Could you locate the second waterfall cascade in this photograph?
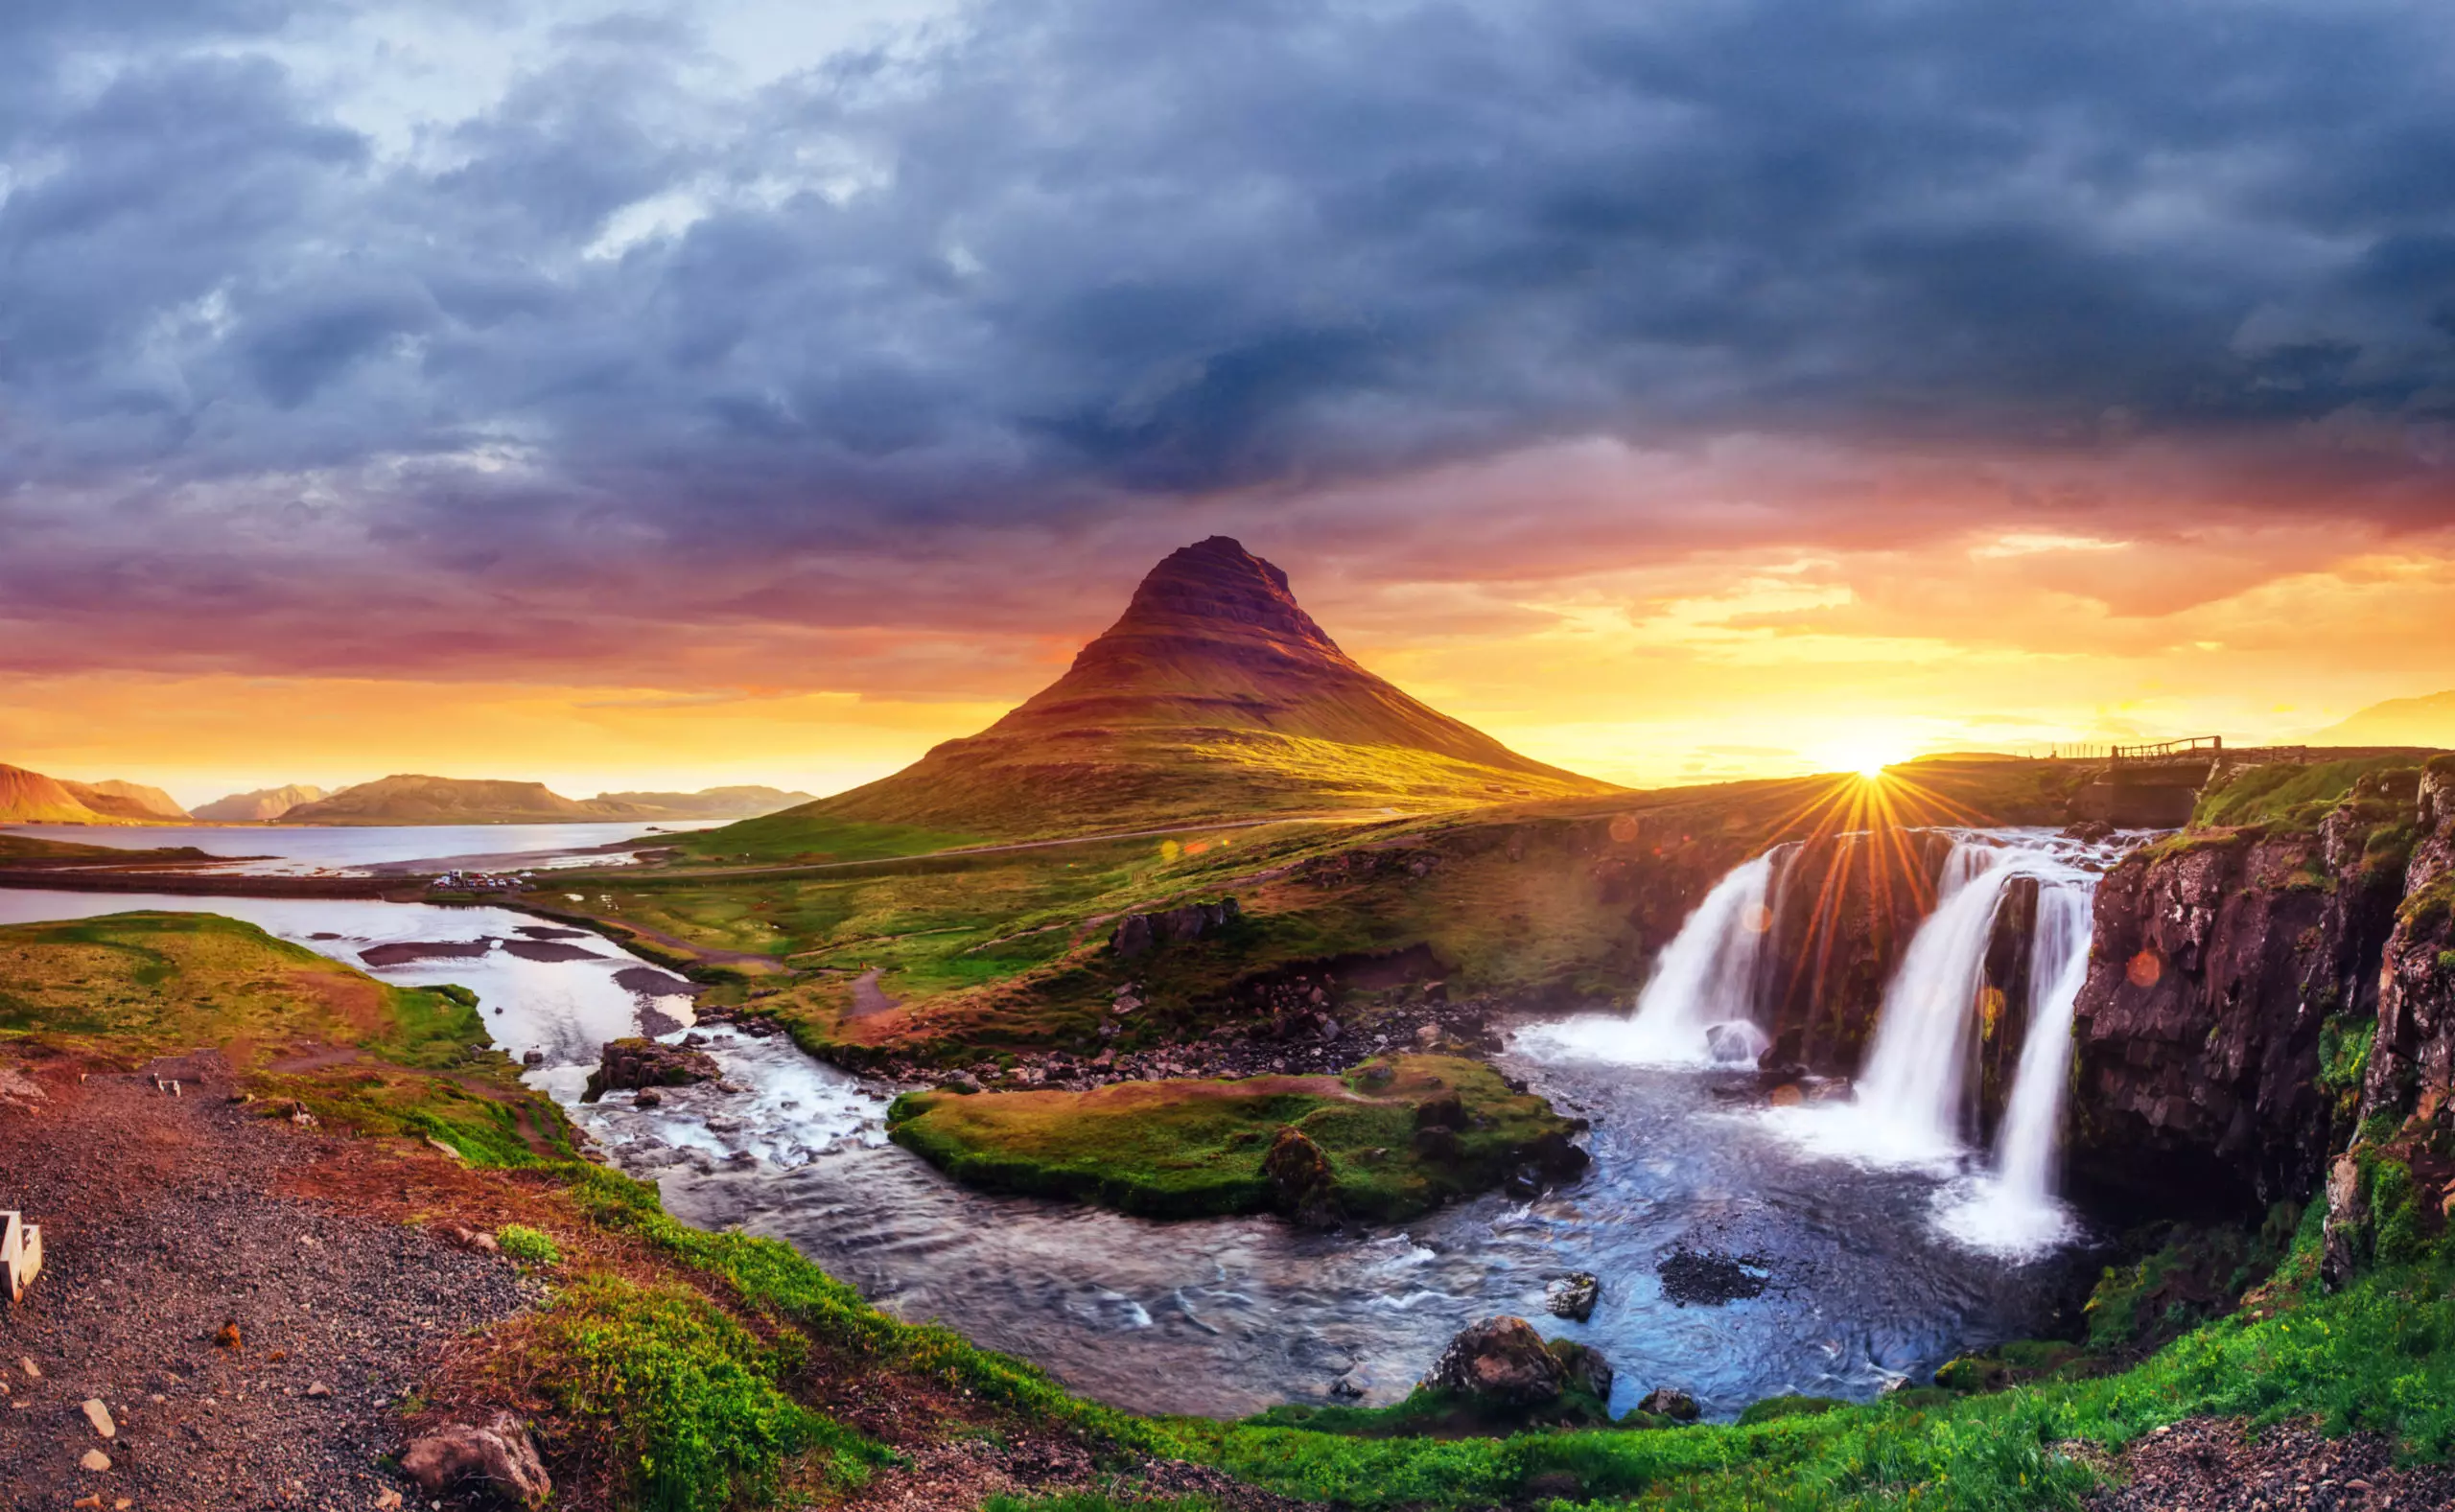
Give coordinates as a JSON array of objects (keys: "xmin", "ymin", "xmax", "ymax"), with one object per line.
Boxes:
[
  {"xmin": 1765, "ymin": 831, "xmax": 2108, "ymax": 1256},
  {"xmin": 1515, "ymin": 851, "xmax": 1778, "ymax": 1066}
]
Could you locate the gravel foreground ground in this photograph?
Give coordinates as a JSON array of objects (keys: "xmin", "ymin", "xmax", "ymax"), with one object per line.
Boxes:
[
  {"xmin": 0, "ymin": 1058, "xmax": 527, "ymax": 1512},
  {"xmin": 2086, "ymin": 1415, "xmax": 2455, "ymax": 1511}
]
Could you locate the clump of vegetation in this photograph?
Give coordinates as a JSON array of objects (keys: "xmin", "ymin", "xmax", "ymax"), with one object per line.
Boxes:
[
  {"xmin": 2318, "ymin": 1016, "xmax": 2377, "ymax": 1122},
  {"xmin": 520, "ymin": 1272, "xmax": 886, "ymax": 1511},
  {"xmin": 1733, "ymin": 1394, "xmax": 1849, "ymax": 1427},
  {"xmin": 496, "ymin": 1223, "xmax": 563, "ymax": 1268},
  {"xmin": 883, "ymin": 1054, "xmax": 1584, "ymax": 1221},
  {"xmin": 2083, "ymin": 1206, "xmax": 2303, "ymax": 1356}
]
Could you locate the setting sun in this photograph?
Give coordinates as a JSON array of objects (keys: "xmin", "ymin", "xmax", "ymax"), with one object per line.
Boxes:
[{"xmin": 1811, "ymin": 731, "xmax": 1916, "ymax": 781}]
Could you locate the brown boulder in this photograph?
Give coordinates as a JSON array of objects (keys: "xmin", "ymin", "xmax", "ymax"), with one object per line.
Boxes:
[
  {"xmin": 1262, "ymin": 1126, "xmax": 1340, "ymax": 1226},
  {"xmin": 399, "ymin": 1412, "xmax": 550, "ymax": 1509},
  {"xmin": 1638, "ymin": 1385, "xmax": 1700, "ymax": 1421},
  {"xmin": 581, "ymin": 1037, "xmax": 720, "ymax": 1103},
  {"xmin": 1421, "ymin": 1316, "xmax": 1563, "ymax": 1407}
]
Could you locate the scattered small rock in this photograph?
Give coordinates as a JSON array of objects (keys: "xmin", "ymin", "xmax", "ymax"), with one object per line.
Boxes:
[
  {"xmin": 80, "ymin": 1449, "xmax": 111, "ymax": 1473},
  {"xmin": 1545, "ymin": 1271, "xmax": 1600, "ymax": 1322},
  {"xmin": 1638, "ymin": 1386, "xmax": 1700, "ymax": 1421},
  {"xmin": 580, "ymin": 1038, "xmax": 720, "ymax": 1103},
  {"xmin": 80, "ymin": 1398, "xmax": 115, "ymax": 1439},
  {"xmin": 307, "ymin": 1382, "xmax": 332, "ymax": 1398}
]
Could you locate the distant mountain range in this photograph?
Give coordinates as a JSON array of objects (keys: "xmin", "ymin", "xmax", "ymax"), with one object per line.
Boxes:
[
  {"xmin": 272, "ymin": 776, "xmax": 815, "ymax": 826},
  {"xmin": 191, "ymin": 783, "xmax": 328, "ymax": 822},
  {"xmin": 2314, "ymin": 689, "xmax": 2455, "ymax": 749},
  {"xmin": 592, "ymin": 786, "xmax": 818, "ymax": 820},
  {"xmin": 1, "ymin": 765, "xmax": 813, "ymax": 827},
  {"xmin": 707, "ymin": 536, "xmax": 1616, "ymax": 850}
]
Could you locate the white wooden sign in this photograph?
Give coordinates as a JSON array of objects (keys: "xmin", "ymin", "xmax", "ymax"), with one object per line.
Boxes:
[{"xmin": 2, "ymin": 1211, "xmax": 40, "ymax": 1304}]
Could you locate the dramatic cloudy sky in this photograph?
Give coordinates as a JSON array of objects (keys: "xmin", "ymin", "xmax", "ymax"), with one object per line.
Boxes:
[{"xmin": 6, "ymin": 0, "xmax": 2455, "ymax": 803}]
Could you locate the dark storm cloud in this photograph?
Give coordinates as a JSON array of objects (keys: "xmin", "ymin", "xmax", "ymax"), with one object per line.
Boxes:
[{"xmin": 3, "ymin": 0, "xmax": 2453, "ymax": 678}]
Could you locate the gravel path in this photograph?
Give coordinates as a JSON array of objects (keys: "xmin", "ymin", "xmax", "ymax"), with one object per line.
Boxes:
[
  {"xmin": 0, "ymin": 1055, "xmax": 528, "ymax": 1512},
  {"xmin": 2091, "ymin": 1417, "xmax": 2455, "ymax": 1511}
]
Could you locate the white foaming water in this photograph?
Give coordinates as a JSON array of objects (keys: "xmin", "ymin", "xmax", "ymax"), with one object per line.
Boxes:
[
  {"xmin": 1849, "ymin": 843, "xmax": 2022, "ymax": 1158},
  {"xmin": 1763, "ymin": 831, "xmax": 2110, "ymax": 1256},
  {"xmin": 1516, "ymin": 853, "xmax": 1775, "ymax": 1066},
  {"xmin": 1935, "ymin": 876, "xmax": 2096, "ymax": 1256}
]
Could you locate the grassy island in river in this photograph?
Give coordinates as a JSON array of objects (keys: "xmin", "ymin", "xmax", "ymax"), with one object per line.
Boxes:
[{"xmin": 885, "ymin": 1053, "xmax": 1585, "ymax": 1220}]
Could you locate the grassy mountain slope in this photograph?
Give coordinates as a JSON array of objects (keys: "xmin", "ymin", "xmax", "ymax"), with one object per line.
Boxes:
[
  {"xmin": 558, "ymin": 756, "xmax": 2086, "ymax": 1058},
  {"xmin": 2315, "ymin": 688, "xmax": 2455, "ymax": 747},
  {"xmin": 591, "ymin": 785, "xmax": 816, "ymax": 820},
  {"xmin": 60, "ymin": 778, "xmax": 191, "ymax": 821},
  {"xmin": 283, "ymin": 774, "xmax": 612, "ymax": 826},
  {"xmin": 691, "ymin": 538, "xmax": 1616, "ymax": 852},
  {"xmin": 0, "ymin": 762, "xmax": 122, "ymax": 824}
]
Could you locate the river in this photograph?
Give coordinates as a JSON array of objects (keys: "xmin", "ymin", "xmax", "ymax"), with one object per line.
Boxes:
[{"xmin": 0, "ymin": 865, "xmax": 2083, "ymax": 1422}]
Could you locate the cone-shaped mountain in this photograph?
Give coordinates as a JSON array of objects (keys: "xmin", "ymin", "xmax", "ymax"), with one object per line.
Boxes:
[{"xmin": 730, "ymin": 538, "xmax": 1615, "ymax": 847}]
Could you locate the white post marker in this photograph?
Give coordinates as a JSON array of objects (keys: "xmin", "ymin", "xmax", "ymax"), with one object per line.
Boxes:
[{"xmin": 1, "ymin": 1211, "xmax": 40, "ymax": 1304}]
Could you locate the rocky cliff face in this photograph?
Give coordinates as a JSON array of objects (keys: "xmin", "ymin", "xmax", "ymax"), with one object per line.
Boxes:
[
  {"xmin": 2362, "ymin": 759, "xmax": 2455, "ymax": 1128},
  {"xmin": 2069, "ymin": 763, "xmax": 2441, "ymax": 1214},
  {"xmin": 1758, "ymin": 830, "xmax": 1955, "ymax": 1074}
]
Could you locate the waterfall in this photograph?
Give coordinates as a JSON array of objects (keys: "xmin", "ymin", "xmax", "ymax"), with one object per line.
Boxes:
[
  {"xmin": 1851, "ymin": 842, "xmax": 2023, "ymax": 1159},
  {"xmin": 1765, "ymin": 829, "xmax": 2114, "ymax": 1260},
  {"xmin": 1514, "ymin": 852, "xmax": 1775, "ymax": 1066},
  {"xmin": 1993, "ymin": 882, "xmax": 2093, "ymax": 1203}
]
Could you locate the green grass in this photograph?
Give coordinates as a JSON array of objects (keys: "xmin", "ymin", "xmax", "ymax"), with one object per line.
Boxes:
[
  {"xmin": 672, "ymin": 811, "xmax": 985, "ymax": 866},
  {"xmin": 2191, "ymin": 757, "xmax": 2420, "ymax": 831},
  {"xmin": 557, "ymin": 1163, "xmax": 1165, "ymax": 1452},
  {"xmin": 497, "ymin": 1223, "xmax": 564, "ymax": 1268},
  {"xmin": 599, "ymin": 1147, "xmax": 2448, "ymax": 1512},
  {"xmin": 569, "ymin": 761, "xmax": 2118, "ymax": 1066},
  {"xmin": 693, "ymin": 722, "xmax": 1616, "ymax": 848},
  {"xmin": 523, "ymin": 1272, "xmax": 889, "ymax": 1511},
  {"xmin": 884, "ymin": 1054, "xmax": 1583, "ymax": 1221},
  {"xmin": 1135, "ymin": 1241, "xmax": 2455, "ymax": 1509},
  {"xmin": 0, "ymin": 910, "xmax": 571, "ymax": 1166}
]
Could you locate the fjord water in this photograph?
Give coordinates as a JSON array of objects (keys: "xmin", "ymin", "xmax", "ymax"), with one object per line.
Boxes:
[
  {"xmin": 0, "ymin": 875, "xmax": 2073, "ymax": 1420},
  {"xmin": 0, "ymin": 820, "xmax": 718, "ymax": 875}
]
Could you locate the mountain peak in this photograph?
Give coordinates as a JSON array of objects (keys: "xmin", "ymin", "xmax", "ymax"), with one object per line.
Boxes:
[
  {"xmin": 736, "ymin": 537, "xmax": 1616, "ymax": 841},
  {"xmin": 1099, "ymin": 536, "xmax": 1345, "ymax": 663}
]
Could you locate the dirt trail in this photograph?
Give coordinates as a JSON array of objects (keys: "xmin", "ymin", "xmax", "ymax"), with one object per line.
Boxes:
[
  {"xmin": 2089, "ymin": 1416, "xmax": 2455, "ymax": 1510},
  {"xmin": 0, "ymin": 1056, "xmax": 527, "ymax": 1512}
]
